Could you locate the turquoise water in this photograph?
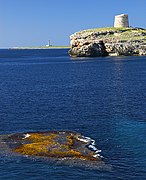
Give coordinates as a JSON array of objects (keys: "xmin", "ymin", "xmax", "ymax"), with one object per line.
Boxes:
[{"xmin": 0, "ymin": 49, "xmax": 146, "ymax": 179}]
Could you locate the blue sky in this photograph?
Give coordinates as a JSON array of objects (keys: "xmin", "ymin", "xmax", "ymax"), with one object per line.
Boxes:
[{"xmin": 0, "ymin": 0, "xmax": 146, "ymax": 47}]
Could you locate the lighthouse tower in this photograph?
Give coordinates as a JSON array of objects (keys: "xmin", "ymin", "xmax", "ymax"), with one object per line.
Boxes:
[{"xmin": 114, "ymin": 14, "xmax": 129, "ymax": 28}]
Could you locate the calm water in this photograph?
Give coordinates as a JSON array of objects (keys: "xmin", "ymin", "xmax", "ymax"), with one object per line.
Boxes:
[{"xmin": 0, "ymin": 49, "xmax": 146, "ymax": 180}]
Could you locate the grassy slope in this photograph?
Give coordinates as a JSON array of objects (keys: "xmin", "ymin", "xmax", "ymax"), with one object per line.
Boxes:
[{"xmin": 78, "ymin": 27, "xmax": 146, "ymax": 42}]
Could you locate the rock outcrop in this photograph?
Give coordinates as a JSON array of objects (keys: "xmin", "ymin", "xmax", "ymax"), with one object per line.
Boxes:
[
  {"xmin": 69, "ymin": 27, "xmax": 146, "ymax": 57},
  {"xmin": 69, "ymin": 40, "xmax": 108, "ymax": 57},
  {"xmin": 5, "ymin": 131, "xmax": 102, "ymax": 161}
]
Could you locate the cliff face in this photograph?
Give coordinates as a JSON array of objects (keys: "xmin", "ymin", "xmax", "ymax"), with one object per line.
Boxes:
[{"xmin": 69, "ymin": 27, "xmax": 146, "ymax": 57}]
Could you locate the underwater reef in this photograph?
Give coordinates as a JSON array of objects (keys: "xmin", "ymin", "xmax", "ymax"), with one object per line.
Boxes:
[{"xmin": 4, "ymin": 131, "xmax": 102, "ymax": 161}]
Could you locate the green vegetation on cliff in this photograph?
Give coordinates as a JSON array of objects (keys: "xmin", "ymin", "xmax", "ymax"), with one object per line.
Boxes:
[{"xmin": 76, "ymin": 27, "xmax": 146, "ymax": 42}]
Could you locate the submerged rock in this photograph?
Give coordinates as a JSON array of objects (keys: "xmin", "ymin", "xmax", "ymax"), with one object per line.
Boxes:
[{"xmin": 4, "ymin": 131, "xmax": 102, "ymax": 161}]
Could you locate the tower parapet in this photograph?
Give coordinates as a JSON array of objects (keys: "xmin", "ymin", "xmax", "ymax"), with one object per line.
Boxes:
[{"xmin": 114, "ymin": 14, "xmax": 129, "ymax": 28}]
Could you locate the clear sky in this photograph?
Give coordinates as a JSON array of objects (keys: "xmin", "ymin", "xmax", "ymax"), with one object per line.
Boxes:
[{"xmin": 0, "ymin": 0, "xmax": 146, "ymax": 47}]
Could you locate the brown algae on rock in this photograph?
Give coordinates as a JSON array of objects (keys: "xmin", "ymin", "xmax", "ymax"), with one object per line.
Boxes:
[{"xmin": 5, "ymin": 131, "xmax": 102, "ymax": 161}]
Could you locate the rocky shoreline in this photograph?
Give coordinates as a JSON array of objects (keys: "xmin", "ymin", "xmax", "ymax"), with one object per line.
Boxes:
[{"xmin": 69, "ymin": 27, "xmax": 146, "ymax": 57}]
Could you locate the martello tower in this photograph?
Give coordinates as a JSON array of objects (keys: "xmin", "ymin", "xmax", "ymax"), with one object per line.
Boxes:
[{"xmin": 114, "ymin": 14, "xmax": 129, "ymax": 28}]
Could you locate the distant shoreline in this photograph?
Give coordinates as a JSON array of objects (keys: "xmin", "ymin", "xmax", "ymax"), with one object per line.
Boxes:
[{"xmin": 9, "ymin": 46, "xmax": 70, "ymax": 50}]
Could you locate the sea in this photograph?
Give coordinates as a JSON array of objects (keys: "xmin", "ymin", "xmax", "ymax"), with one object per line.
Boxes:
[{"xmin": 0, "ymin": 49, "xmax": 146, "ymax": 180}]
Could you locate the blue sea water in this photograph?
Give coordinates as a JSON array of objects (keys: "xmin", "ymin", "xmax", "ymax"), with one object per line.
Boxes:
[{"xmin": 0, "ymin": 49, "xmax": 146, "ymax": 180}]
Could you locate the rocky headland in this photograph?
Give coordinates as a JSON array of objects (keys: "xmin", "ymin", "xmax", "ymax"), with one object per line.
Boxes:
[{"xmin": 69, "ymin": 27, "xmax": 146, "ymax": 57}]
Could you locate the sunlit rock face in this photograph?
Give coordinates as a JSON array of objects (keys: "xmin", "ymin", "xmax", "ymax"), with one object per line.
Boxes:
[
  {"xmin": 69, "ymin": 27, "xmax": 146, "ymax": 57},
  {"xmin": 69, "ymin": 40, "xmax": 109, "ymax": 57},
  {"xmin": 4, "ymin": 131, "xmax": 102, "ymax": 161}
]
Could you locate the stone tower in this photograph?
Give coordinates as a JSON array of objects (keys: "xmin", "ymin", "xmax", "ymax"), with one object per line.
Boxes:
[{"xmin": 114, "ymin": 14, "xmax": 129, "ymax": 28}]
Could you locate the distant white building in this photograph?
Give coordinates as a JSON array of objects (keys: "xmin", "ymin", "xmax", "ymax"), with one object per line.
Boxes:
[{"xmin": 46, "ymin": 40, "xmax": 52, "ymax": 47}]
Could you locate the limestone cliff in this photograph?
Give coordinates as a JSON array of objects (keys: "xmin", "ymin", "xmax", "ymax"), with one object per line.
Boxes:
[{"xmin": 69, "ymin": 27, "xmax": 146, "ymax": 57}]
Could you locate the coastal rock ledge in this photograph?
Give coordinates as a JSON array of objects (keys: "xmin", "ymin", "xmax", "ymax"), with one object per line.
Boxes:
[{"xmin": 68, "ymin": 27, "xmax": 146, "ymax": 57}]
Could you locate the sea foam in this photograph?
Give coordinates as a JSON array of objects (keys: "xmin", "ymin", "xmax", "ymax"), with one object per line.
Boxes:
[
  {"xmin": 77, "ymin": 135, "xmax": 103, "ymax": 159},
  {"xmin": 23, "ymin": 134, "xmax": 31, "ymax": 139}
]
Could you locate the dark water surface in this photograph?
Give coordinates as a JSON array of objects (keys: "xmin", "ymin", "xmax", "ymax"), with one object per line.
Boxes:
[{"xmin": 0, "ymin": 49, "xmax": 146, "ymax": 179}]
